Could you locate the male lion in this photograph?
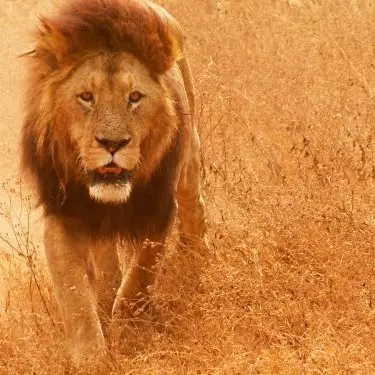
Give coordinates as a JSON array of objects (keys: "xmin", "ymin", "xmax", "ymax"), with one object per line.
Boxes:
[{"xmin": 21, "ymin": 0, "xmax": 207, "ymax": 362}]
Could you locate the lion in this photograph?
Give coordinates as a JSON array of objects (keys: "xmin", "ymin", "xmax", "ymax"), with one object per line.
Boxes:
[{"xmin": 21, "ymin": 0, "xmax": 207, "ymax": 363}]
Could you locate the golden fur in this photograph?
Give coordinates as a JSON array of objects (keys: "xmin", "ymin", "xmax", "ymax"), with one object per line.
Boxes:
[{"xmin": 21, "ymin": 0, "xmax": 207, "ymax": 363}]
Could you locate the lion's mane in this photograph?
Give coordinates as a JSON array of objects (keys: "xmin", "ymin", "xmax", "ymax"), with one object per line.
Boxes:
[{"xmin": 35, "ymin": 0, "xmax": 181, "ymax": 74}]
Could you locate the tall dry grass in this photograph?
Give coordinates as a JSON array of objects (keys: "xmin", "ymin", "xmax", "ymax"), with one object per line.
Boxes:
[{"xmin": 2, "ymin": 0, "xmax": 375, "ymax": 373}]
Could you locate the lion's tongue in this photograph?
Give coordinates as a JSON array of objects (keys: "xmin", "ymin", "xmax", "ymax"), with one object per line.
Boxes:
[{"xmin": 97, "ymin": 166, "xmax": 123, "ymax": 175}]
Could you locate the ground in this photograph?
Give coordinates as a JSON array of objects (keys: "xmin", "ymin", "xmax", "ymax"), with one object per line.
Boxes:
[{"xmin": 1, "ymin": 0, "xmax": 375, "ymax": 374}]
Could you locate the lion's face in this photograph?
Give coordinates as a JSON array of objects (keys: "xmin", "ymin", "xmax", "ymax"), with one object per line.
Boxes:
[{"xmin": 52, "ymin": 52, "xmax": 177, "ymax": 204}]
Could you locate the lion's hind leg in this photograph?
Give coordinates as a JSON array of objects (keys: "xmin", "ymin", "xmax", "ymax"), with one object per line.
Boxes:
[
  {"xmin": 111, "ymin": 239, "xmax": 165, "ymax": 320},
  {"xmin": 177, "ymin": 127, "xmax": 208, "ymax": 246},
  {"xmin": 110, "ymin": 238, "xmax": 165, "ymax": 351}
]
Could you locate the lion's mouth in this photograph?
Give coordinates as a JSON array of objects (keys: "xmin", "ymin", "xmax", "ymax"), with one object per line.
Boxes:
[
  {"xmin": 88, "ymin": 162, "xmax": 131, "ymax": 185},
  {"xmin": 97, "ymin": 163, "xmax": 123, "ymax": 175}
]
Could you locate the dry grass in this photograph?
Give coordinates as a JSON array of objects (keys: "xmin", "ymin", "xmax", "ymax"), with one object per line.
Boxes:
[{"xmin": 2, "ymin": 0, "xmax": 375, "ymax": 373}]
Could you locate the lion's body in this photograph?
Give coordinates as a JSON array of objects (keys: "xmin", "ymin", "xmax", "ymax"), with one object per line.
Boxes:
[{"xmin": 21, "ymin": 0, "xmax": 207, "ymax": 363}]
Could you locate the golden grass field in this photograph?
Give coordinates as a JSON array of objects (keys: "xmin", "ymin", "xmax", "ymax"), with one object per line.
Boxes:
[{"xmin": 2, "ymin": 0, "xmax": 375, "ymax": 373}]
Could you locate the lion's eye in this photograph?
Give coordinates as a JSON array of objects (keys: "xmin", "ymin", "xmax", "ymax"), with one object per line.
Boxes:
[
  {"xmin": 128, "ymin": 91, "xmax": 144, "ymax": 104},
  {"xmin": 78, "ymin": 92, "xmax": 94, "ymax": 103}
]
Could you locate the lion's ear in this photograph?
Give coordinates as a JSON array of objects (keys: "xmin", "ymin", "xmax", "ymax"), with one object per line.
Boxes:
[
  {"xmin": 34, "ymin": 18, "xmax": 68, "ymax": 70},
  {"xmin": 165, "ymin": 26, "xmax": 184, "ymax": 63},
  {"xmin": 147, "ymin": 2, "xmax": 184, "ymax": 70}
]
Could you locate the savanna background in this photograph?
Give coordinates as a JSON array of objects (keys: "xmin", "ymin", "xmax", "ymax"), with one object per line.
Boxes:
[{"xmin": 1, "ymin": 0, "xmax": 375, "ymax": 373}]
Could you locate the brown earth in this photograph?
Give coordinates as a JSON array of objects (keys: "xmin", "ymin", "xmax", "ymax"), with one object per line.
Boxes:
[{"xmin": 2, "ymin": 0, "xmax": 375, "ymax": 374}]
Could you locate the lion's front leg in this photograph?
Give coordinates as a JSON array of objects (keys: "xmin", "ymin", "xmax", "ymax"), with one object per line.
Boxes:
[
  {"xmin": 44, "ymin": 216, "xmax": 106, "ymax": 362},
  {"xmin": 111, "ymin": 238, "xmax": 165, "ymax": 319},
  {"xmin": 91, "ymin": 239, "xmax": 121, "ymax": 330}
]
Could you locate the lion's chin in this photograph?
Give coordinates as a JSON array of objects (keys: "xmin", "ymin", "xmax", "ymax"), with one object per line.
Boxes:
[{"xmin": 88, "ymin": 182, "xmax": 132, "ymax": 204}]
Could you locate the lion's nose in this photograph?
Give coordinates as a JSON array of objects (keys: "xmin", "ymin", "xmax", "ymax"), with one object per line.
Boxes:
[{"xmin": 95, "ymin": 137, "xmax": 131, "ymax": 154}]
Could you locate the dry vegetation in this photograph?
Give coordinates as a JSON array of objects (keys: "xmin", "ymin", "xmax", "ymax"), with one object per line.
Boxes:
[{"xmin": 2, "ymin": 0, "xmax": 375, "ymax": 373}]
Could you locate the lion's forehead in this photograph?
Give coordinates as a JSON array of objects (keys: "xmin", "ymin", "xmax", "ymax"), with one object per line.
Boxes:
[{"xmin": 68, "ymin": 53, "xmax": 151, "ymax": 93}]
